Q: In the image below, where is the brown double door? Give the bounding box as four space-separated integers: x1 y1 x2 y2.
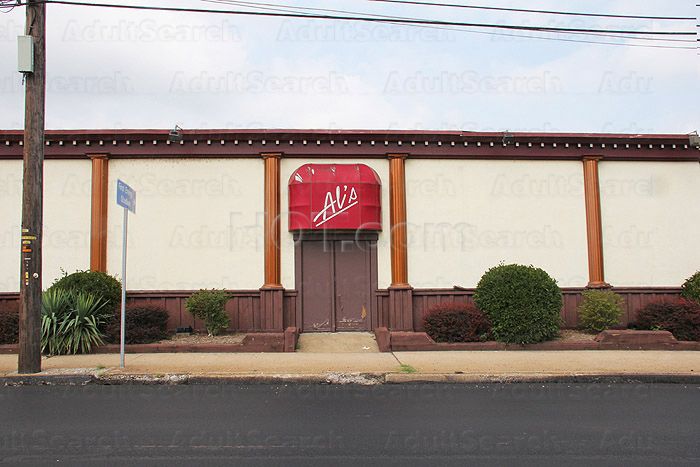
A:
296 234 377 332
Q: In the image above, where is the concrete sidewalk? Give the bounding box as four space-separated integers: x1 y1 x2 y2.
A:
1 350 698 383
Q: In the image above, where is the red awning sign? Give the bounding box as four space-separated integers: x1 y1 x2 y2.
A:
288 164 381 231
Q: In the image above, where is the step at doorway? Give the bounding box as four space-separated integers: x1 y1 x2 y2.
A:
296 332 379 353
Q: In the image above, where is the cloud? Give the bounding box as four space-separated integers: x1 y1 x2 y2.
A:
0 0 697 132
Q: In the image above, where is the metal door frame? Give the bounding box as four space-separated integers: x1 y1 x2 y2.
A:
293 230 378 332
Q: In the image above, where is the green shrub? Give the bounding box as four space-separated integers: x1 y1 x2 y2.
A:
0 310 19 345
681 271 700 304
48 270 122 314
423 303 491 343
474 263 563 344
577 289 625 332
185 289 230 336
105 305 170 344
41 289 111 355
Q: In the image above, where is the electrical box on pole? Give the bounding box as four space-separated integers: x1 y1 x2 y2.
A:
17 35 34 73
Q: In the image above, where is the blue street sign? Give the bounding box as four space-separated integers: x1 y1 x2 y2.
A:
116 179 136 213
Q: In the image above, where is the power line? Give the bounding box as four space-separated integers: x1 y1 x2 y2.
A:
204 0 697 46
203 0 317 17
391 22 697 50
27 0 695 36
0 0 20 13
365 0 697 21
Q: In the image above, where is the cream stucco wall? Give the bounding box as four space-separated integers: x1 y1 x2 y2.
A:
599 161 700 286
280 158 391 288
0 160 22 292
0 159 91 292
43 160 92 285
106 158 264 290
406 159 588 288
3 156 695 294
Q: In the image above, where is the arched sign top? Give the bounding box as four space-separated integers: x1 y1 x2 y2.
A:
288 164 382 231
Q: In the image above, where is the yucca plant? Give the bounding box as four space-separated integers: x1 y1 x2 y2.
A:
57 293 109 355
41 288 72 355
41 290 110 355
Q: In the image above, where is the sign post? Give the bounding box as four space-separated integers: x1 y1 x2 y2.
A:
116 179 135 368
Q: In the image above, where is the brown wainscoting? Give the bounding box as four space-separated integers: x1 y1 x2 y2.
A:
390 287 683 331
0 287 683 332
411 289 475 332
127 290 297 332
0 293 20 314
0 290 297 333
612 287 683 326
376 289 389 329
282 291 298 330
0 290 297 332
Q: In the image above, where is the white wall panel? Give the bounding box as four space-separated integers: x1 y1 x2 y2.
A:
600 161 700 286
406 159 588 288
43 160 92 285
107 158 264 290
0 160 91 292
0 160 22 292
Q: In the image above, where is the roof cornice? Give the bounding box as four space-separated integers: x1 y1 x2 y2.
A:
0 129 697 161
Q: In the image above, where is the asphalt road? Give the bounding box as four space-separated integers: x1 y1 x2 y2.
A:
0 383 698 466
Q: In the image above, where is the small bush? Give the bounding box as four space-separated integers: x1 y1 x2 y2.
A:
105 305 170 344
185 289 230 336
474 263 563 344
577 289 625 332
423 303 491 343
41 289 111 355
681 271 700 304
49 270 122 314
635 300 700 341
0 310 19 345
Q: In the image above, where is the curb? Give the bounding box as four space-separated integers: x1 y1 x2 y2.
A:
0 372 385 386
95 373 383 385
384 372 700 384
0 374 98 386
2 372 699 386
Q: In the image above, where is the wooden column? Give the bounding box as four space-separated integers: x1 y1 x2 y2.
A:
261 153 282 288
582 156 609 288
260 153 283 331
388 154 409 287
387 153 413 330
89 155 109 272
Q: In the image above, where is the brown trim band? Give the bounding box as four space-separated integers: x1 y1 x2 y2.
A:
261 153 282 288
582 156 609 288
1 130 698 161
89 155 109 272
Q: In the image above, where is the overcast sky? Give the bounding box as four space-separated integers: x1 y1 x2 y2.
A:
0 0 698 133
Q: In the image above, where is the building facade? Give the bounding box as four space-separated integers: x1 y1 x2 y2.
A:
1 129 699 333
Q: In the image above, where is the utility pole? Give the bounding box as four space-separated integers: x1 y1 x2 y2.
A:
18 0 46 374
